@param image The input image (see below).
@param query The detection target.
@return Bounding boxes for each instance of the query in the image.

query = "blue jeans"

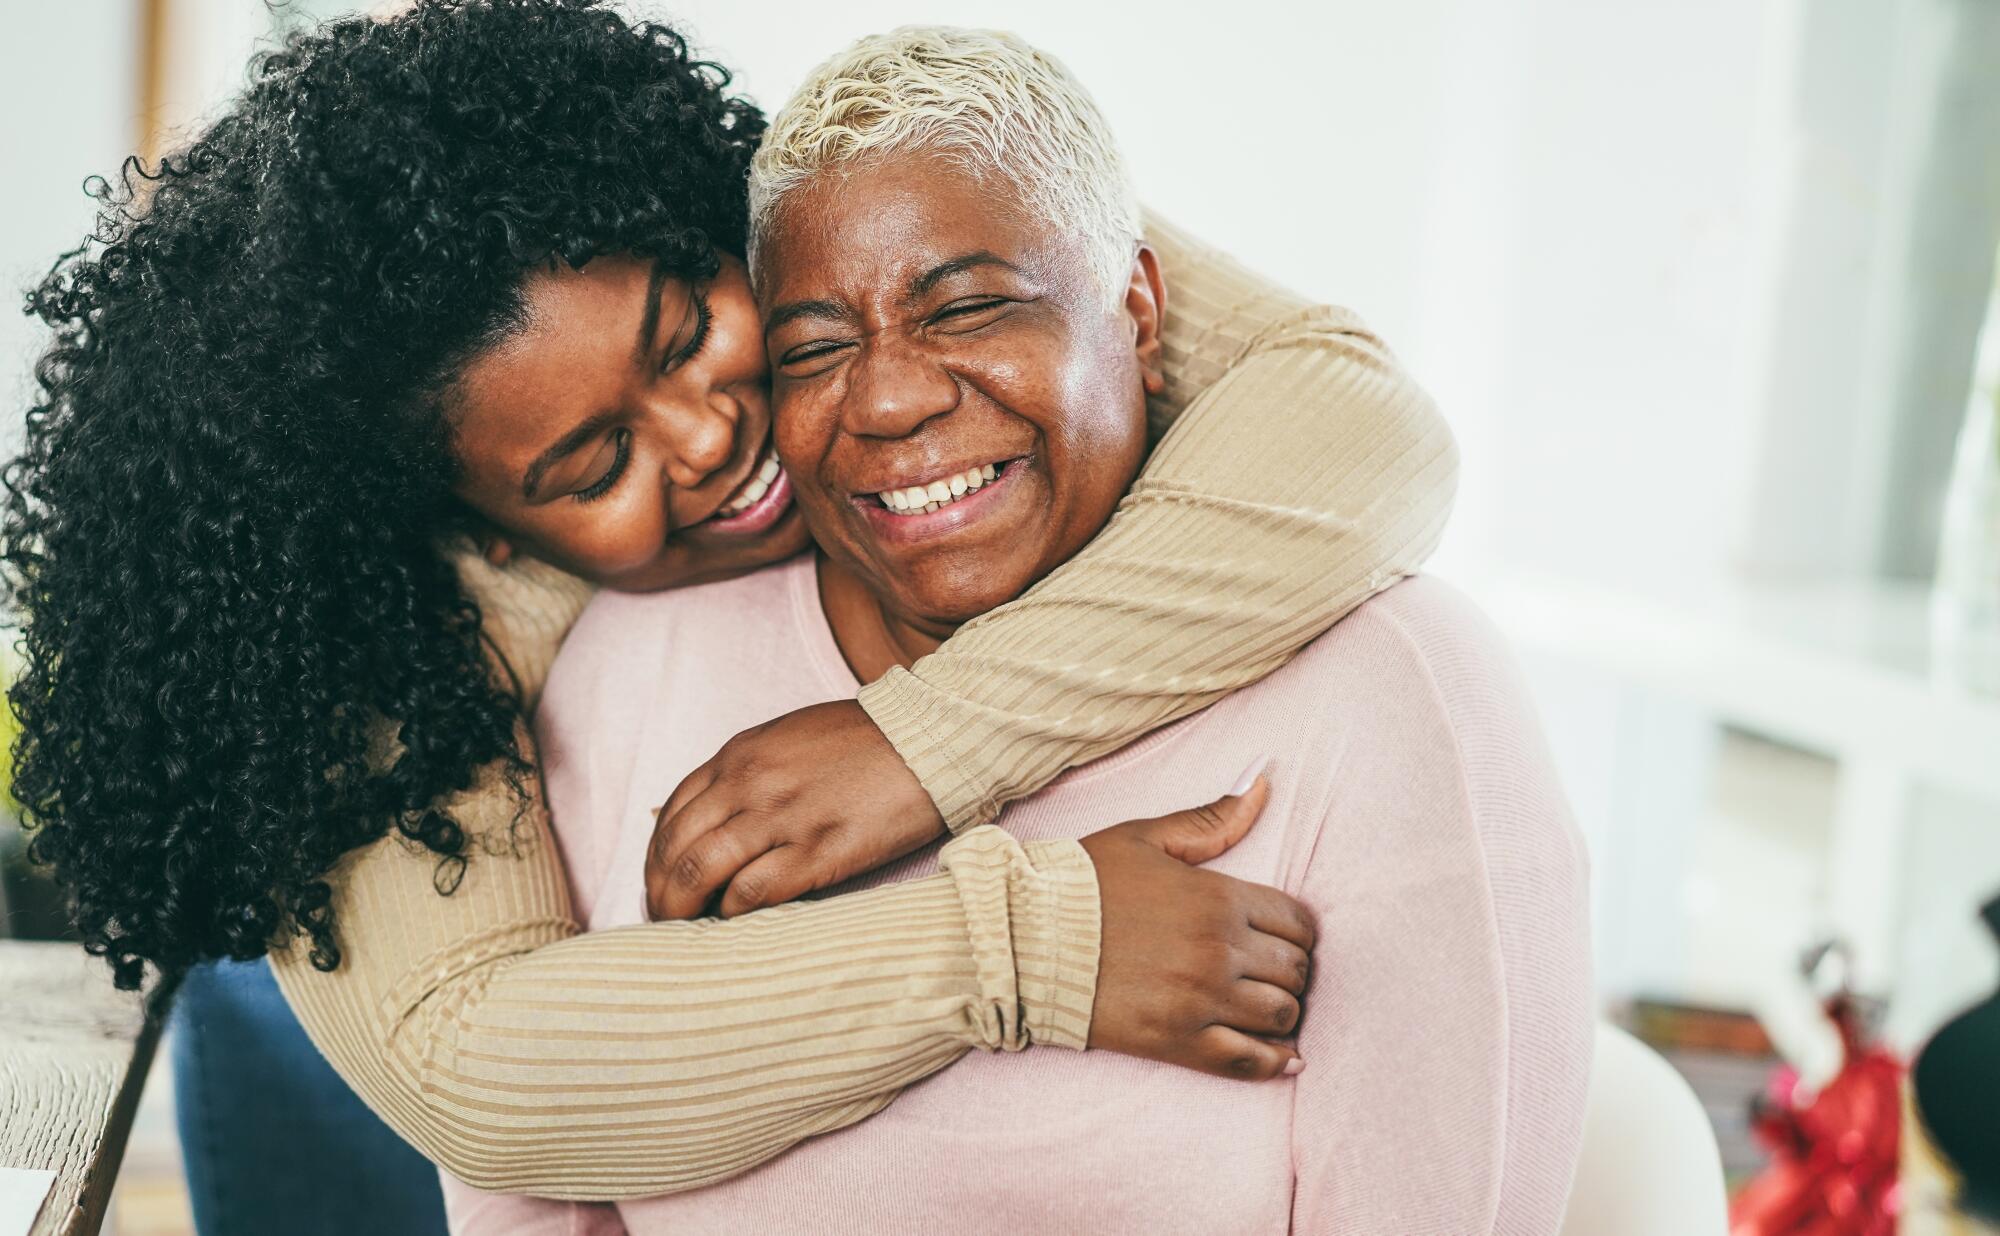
[170,958,448,1236]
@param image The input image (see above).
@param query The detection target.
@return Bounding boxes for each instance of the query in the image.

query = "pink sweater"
[442,559,1592,1235]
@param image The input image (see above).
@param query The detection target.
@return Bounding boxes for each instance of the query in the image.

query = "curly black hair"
[3,0,765,989]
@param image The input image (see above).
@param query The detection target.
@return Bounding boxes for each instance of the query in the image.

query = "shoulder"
[1327,578,1561,780]
[1274,577,1584,859]
[1343,579,1564,800]
[1323,576,1524,706]
[1277,576,1527,726]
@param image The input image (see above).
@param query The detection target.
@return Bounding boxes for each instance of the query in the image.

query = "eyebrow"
[522,410,617,501]
[909,251,1017,298]
[763,297,848,337]
[633,257,673,365]
[763,251,1022,337]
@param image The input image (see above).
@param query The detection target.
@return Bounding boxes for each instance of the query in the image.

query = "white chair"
[1559,1023,1730,1236]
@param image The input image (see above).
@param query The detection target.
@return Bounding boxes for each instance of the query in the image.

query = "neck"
[815,551,955,684]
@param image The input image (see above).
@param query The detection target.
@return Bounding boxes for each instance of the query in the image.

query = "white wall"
[659,0,1460,349]
[648,0,1830,593]
[0,6,139,447]
[12,1,1973,597]
[0,0,286,459]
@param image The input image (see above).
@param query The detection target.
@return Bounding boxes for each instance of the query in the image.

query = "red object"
[1729,990,1904,1236]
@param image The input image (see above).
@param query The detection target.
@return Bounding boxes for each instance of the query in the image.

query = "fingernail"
[1230,756,1270,797]
[1283,1057,1306,1076]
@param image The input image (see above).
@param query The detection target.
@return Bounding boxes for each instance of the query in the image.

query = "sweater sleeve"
[857,208,1460,829]
[1287,583,1592,1234]
[268,554,1100,1200]
[269,742,1100,1200]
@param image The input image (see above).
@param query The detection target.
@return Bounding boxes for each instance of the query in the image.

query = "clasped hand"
[644,699,945,921]
[642,702,1314,1080]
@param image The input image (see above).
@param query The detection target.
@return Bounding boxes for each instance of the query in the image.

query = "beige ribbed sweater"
[269,211,1459,1199]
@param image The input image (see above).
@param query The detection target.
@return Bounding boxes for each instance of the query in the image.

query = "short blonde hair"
[747,26,1142,302]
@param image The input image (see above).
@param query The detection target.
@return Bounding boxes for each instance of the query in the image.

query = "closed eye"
[662,288,712,373]
[938,297,1006,316]
[572,427,631,503]
[931,297,1009,327]
[778,339,853,377]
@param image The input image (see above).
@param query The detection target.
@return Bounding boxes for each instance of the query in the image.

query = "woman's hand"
[647,716,1310,1078]
[645,700,946,921]
[1082,774,1314,1080]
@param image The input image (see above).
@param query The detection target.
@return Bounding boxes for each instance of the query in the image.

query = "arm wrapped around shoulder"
[268,749,1101,1199]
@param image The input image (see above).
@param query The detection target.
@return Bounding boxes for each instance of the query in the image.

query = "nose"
[648,390,739,489]
[844,331,959,439]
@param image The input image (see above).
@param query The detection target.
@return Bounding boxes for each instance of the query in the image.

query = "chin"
[895,575,1030,628]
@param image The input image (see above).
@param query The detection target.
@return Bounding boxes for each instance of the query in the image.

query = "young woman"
[4,0,1456,1203]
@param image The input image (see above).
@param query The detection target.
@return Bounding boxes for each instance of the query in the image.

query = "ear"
[482,532,515,568]
[1123,243,1168,398]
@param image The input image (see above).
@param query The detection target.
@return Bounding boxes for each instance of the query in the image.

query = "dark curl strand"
[3,0,765,989]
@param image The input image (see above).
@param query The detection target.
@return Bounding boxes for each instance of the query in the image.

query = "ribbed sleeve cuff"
[938,827,1102,1053]
[1015,839,1102,1051]
[859,666,1001,833]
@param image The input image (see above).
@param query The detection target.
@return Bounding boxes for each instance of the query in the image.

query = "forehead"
[757,154,1086,309]
[474,255,653,386]
[451,256,652,447]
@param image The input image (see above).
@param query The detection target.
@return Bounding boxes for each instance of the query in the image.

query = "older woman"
[454,28,1590,1236]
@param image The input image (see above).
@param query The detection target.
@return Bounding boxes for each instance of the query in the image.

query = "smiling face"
[450,252,809,592]
[760,154,1164,655]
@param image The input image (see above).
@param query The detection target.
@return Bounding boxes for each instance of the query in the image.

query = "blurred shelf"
[1468,570,2000,994]
[1474,572,2000,804]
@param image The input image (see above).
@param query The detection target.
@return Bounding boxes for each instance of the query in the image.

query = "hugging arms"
[266,209,1456,1199]
[445,33,1587,1232]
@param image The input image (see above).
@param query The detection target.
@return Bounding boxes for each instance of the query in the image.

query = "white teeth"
[723,477,768,513]
[719,447,781,516]
[875,463,1006,514]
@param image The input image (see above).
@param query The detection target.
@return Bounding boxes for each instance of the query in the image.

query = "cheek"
[771,384,838,481]
[706,265,770,387]
[1057,429,1144,541]
[1039,368,1148,533]
[709,306,769,388]
[547,489,670,577]
[1059,402,1145,475]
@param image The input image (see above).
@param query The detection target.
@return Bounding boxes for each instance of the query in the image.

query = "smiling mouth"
[870,460,1016,515]
[716,443,782,517]
[696,439,794,536]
